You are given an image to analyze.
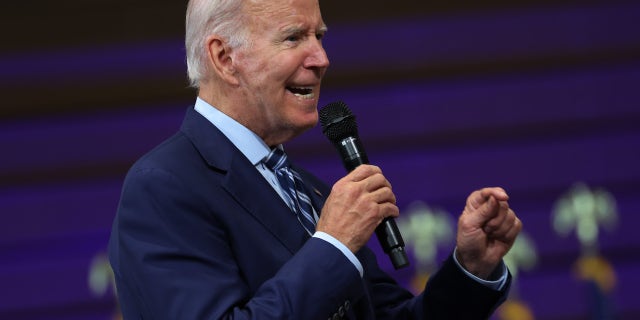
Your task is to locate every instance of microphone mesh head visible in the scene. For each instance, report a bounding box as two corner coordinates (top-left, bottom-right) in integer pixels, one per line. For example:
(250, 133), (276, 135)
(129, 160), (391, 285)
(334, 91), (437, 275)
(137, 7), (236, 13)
(319, 101), (359, 142)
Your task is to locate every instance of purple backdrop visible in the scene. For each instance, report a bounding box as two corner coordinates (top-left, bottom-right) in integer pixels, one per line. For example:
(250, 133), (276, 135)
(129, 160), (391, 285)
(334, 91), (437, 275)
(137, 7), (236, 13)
(1, 2), (639, 319)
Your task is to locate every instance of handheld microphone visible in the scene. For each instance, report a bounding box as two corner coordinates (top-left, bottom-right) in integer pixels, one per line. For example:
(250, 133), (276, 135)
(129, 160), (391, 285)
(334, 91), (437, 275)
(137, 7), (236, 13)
(319, 101), (409, 269)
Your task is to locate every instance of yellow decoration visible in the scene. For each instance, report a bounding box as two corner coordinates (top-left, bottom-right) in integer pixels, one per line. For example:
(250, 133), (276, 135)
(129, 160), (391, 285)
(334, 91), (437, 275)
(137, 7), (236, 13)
(497, 300), (535, 320)
(573, 255), (617, 293)
(410, 272), (431, 294)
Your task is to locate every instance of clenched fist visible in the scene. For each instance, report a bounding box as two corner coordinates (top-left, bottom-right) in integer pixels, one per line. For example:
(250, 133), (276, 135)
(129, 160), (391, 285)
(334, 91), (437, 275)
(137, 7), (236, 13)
(456, 187), (522, 279)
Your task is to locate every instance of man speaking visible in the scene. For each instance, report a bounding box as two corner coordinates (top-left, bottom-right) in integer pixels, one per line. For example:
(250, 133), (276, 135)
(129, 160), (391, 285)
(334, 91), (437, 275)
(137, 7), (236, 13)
(108, 0), (523, 318)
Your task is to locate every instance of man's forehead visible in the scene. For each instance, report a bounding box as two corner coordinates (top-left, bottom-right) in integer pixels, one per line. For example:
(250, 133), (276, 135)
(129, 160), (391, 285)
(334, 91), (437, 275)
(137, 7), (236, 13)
(244, 0), (322, 19)
(244, 0), (325, 31)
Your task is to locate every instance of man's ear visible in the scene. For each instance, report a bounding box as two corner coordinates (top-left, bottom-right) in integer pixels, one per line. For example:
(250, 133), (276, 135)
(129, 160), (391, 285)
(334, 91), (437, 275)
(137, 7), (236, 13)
(205, 35), (239, 85)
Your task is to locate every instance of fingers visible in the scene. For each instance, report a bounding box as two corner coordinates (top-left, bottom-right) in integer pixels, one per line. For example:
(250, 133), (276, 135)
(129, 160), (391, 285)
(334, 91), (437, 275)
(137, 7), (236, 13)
(351, 166), (398, 221)
(348, 165), (383, 182)
(353, 166), (397, 218)
(481, 187), (509, 201)
(482, 200), (509, 234)
(464, 187), (509, 225)
(320, 165), (399, 252)
(468, 187), (508, 210)
(466, 187), (521, 240)
(343, 165), (393, 196)
(375, 202), (400, 224)
(503, 216), (523, 242)
(330, 164), (397, 217)
(484, 207), (514, 236)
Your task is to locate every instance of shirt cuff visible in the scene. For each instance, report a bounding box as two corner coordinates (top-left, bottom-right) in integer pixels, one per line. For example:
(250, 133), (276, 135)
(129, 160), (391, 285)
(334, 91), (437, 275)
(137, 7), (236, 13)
(452, 247), (508, 291)
(313, 232), (364, 277)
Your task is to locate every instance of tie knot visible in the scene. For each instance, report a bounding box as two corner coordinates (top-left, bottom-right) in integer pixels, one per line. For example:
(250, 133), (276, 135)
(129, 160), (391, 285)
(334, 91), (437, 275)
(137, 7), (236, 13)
(263, 148), (290, 171)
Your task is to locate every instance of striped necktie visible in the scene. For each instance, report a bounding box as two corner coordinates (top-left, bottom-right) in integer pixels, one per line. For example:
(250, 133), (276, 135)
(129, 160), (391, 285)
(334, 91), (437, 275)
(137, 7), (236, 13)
(263, 148), (316, 235)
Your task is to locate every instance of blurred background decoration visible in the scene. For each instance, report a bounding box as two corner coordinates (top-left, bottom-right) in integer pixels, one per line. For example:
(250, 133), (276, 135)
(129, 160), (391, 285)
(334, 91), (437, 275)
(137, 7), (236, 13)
(553, 182), (618, 255)
(554, 183), (620, 319)
(396, 201), (454, 293)
(88, 253), (121, 320)
(496, 231), (538, 320)
(2, 1), (639, 319)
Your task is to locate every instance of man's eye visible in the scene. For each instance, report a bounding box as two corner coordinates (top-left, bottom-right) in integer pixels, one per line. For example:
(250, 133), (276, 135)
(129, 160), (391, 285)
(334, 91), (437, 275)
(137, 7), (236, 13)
(316, 33), (324, 40)
(286, 35), (300, 42)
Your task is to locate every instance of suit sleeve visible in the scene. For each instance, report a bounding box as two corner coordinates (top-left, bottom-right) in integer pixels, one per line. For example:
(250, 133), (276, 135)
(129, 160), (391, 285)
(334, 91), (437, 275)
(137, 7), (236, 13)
(357, 245), (511, 319)
(109, 166), (367, 319)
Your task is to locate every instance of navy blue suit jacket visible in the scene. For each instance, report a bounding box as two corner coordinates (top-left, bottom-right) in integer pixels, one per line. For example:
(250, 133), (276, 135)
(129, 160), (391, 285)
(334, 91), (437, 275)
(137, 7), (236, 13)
(108, 106), (509, 319)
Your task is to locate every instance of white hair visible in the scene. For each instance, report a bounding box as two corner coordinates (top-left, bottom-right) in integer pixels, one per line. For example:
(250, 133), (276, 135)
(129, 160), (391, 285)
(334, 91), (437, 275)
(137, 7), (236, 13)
(185, 0), (250, 88)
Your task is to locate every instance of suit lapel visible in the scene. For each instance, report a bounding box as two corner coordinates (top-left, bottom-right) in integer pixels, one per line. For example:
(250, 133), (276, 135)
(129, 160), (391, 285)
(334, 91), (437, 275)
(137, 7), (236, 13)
(223, 154), (310, 254)
(180, 106), (309, 254)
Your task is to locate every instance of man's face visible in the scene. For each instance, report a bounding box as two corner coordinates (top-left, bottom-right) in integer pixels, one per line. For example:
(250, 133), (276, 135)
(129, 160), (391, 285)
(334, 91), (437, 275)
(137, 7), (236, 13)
(232, 0), (329, 145)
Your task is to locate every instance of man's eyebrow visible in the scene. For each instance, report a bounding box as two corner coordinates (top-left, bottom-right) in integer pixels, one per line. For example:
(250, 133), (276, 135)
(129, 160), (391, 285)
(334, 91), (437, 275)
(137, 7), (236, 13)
(281, 26), (304, 35)
(280, 24), (328, 35)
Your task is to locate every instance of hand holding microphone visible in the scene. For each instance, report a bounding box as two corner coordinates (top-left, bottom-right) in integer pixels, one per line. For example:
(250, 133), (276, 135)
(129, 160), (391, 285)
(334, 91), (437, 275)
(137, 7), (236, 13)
(317, 101), (409, 269)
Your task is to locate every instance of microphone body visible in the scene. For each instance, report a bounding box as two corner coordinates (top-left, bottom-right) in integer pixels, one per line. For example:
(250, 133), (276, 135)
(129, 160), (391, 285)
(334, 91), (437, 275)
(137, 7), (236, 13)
(319, 101), (409, 269)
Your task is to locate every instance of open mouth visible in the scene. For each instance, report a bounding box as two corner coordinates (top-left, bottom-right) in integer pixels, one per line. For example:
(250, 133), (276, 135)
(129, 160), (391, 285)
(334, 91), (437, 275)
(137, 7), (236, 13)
(286, 86), (315, 99)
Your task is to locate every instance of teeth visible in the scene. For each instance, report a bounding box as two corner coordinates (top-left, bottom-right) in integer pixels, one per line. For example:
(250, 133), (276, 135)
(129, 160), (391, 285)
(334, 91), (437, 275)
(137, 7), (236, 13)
(287, 86), (315, 99)
(294, 92), (315, 99)
(294, 93), (316, 99)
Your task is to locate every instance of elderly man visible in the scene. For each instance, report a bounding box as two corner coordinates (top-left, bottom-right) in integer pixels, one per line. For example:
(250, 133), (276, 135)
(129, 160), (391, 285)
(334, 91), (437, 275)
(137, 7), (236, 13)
(108, 0), (522, 319)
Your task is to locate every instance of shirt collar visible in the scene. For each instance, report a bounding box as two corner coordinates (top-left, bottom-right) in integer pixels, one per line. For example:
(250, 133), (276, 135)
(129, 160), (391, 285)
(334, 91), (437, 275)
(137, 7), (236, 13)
(193, 97), (274, 165)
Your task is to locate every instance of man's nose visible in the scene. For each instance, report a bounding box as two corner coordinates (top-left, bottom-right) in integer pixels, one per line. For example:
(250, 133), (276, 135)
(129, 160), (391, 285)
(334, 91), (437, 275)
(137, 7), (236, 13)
(304, 39), (330, 69)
